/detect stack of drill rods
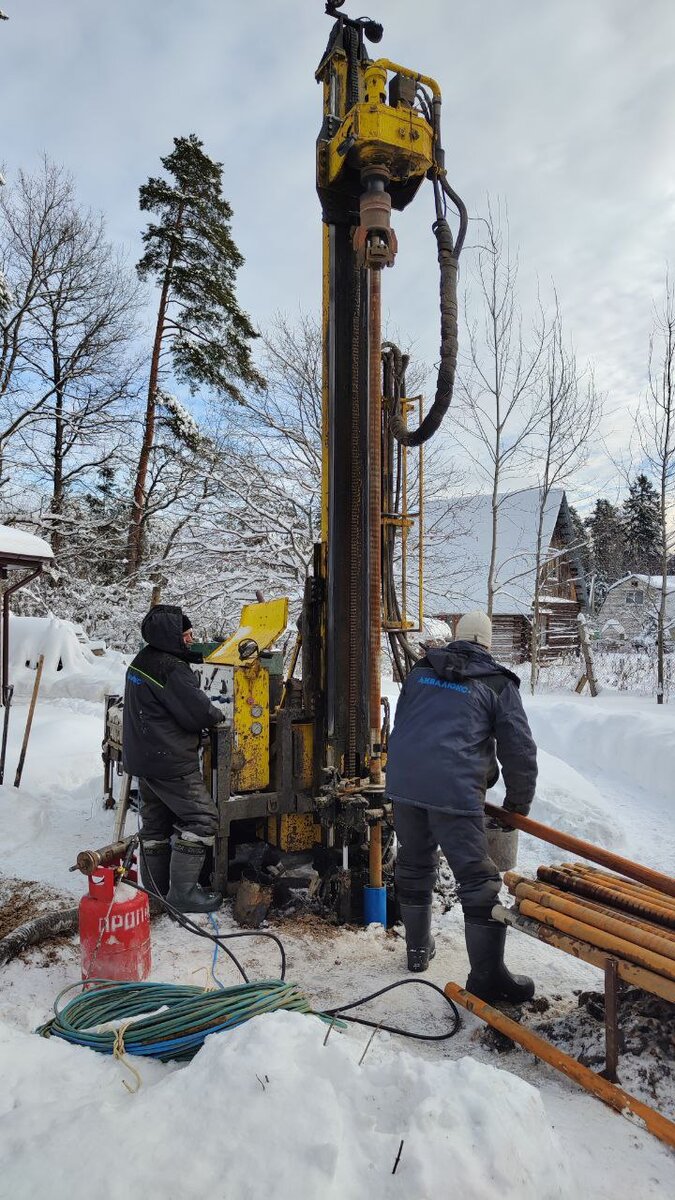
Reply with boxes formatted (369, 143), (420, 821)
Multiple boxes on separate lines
(560, 863), (675, 915)
(535, 864), (675, 930)
(493, 904), (675, 1004)
(504, 872), (675, 982)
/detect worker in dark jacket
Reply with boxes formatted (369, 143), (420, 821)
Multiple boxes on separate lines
(386, 610), (538, 1003)
(123, 605), (225, 913)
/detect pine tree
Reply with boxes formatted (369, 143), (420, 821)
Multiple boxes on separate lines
(584, 498), (624, 604)
(126, 134), (263, 576)
(622, 473), (662, 575)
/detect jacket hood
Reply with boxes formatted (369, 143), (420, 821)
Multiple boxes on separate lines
(424, 640), (520, 686)
(140, 605), (202, 661)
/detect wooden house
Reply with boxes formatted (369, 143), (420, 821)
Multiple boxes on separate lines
(597, 574), (675, 646)
(424, 489), (587, 664)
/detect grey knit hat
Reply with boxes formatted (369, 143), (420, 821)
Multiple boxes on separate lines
(455, 610), (492, 650)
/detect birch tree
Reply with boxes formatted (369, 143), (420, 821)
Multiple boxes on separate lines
(638, 276), (675, 704)
(529, 312), (600, 689)
(456, 202), (548, 617)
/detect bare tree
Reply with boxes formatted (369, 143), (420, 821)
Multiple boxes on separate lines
(638, 275), (675, 703)
(0, 161), (77, 494)
(0, 161), (141, 555)
(529, 310), (600, 689)
(456, 201), (548, 616)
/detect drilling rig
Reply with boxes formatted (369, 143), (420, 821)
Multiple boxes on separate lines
(105, 1), (466, 923)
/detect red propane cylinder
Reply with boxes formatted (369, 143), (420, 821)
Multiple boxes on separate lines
(79, 865), (151, 982)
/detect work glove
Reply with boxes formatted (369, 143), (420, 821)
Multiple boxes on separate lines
(503, 796), (532, 817)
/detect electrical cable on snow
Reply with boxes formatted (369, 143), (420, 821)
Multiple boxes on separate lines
(43, 870), (461, 1058)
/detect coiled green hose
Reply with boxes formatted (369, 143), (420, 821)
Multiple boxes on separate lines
(38, 979), (333, 1062)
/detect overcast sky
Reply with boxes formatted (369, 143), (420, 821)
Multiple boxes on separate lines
(3, 1), (675, 507)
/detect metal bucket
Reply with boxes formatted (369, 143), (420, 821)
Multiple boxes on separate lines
(486, 818), (519, 873)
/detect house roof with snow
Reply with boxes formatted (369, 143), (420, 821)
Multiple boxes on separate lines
(0, 524), (53, 566)
(606, 573), (675, 595)
(424, 487), (584, 617)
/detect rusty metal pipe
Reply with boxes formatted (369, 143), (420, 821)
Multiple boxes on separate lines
(536, 865), (675, 929)
(368, 266), (383, 786)
(511, 881), (675, 964)
(564, 864), (675, 911)
(485, 802), (675, 898)
(369, 821), (383, 889)
(504, 872), (675, 944)
(444, 982), (675, 1150)
(493, 904), (675, 1004)
(517, 897), (675, 981)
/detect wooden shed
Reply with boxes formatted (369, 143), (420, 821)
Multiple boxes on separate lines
(424, 489), (587, 664)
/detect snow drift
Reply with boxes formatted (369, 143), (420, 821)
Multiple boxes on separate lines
(0, 1010), (572, 1200)
(7, 615), (127, 701)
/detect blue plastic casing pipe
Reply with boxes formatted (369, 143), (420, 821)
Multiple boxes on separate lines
(363, 885), (387, 926)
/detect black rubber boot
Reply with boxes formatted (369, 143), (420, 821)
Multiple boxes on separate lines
(166, 839), (223, 914)
(140, 840), (171, 916)
(399, 903), (436, 973)
(465, 916), (535, 1003)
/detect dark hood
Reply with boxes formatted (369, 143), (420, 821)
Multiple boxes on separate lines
(424, 641), (520, 686)
(140, 605), (202, 662)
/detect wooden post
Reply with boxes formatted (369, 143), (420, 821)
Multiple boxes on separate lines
(576, 613), (600, 696)
(0, 683), (13, 785)
(113, 772), (132, 840)
(13, 655), (44, 789)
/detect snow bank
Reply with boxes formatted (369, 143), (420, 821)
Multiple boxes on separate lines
(7, 615), (127, 700)
(0, 1010), (572, 1200)
(525, 692), (675, 806)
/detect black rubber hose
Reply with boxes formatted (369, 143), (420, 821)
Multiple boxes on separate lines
(389, 216), (458, 447)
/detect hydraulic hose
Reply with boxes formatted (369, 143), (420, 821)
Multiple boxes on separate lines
(388, 214), (458, 447)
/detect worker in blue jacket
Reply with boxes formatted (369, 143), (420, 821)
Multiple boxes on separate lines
(123, 605), (225, 914)
(386, 610), (538, 1003)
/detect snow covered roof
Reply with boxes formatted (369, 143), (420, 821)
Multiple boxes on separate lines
(424, 487), (577, 616)
(0, 524), (52, 563)
(606, 573), (675, 594)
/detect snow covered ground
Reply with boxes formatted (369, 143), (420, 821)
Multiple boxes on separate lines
(0, 643), (674, 1198)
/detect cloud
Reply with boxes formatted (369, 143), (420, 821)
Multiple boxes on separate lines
(4, 0), (675, 503)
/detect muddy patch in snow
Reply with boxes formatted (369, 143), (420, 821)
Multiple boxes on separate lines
(0, 876), (75, 941)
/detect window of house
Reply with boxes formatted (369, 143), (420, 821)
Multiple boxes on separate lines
(626, 590), (644, 606)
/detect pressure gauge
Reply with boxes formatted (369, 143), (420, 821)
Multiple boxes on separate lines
(251, 705), (263, 718)
(251, 721), (263, 736)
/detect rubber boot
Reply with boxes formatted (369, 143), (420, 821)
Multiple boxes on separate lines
(464, 916), (535, 1003)
(399, 903), (436, 973)
(140, 840), (171, 916)
(166, 839), (223, 914)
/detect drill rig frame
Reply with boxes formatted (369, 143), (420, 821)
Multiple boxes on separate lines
(103, 5), (465, 924)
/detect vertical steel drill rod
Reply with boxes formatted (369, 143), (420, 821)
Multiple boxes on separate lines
(368, 266), (383, 785)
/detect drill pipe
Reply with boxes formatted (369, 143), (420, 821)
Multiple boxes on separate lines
(493, 904), (675, 1005)
(562, 864), (675, 913)
(517, 897), (675, 982)
(536, 866), (675, 930)
(368, 265), (383, 786)
(509, 879), (675, 963)
(444, 982), (675, 1150)
(484, 802), (675, 898)
(504, 872), (675, 945)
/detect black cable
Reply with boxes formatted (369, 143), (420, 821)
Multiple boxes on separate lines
(130, 840), (460, 1044)
(124, 874), (287, 982)
(325, 977), (461, 1041)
